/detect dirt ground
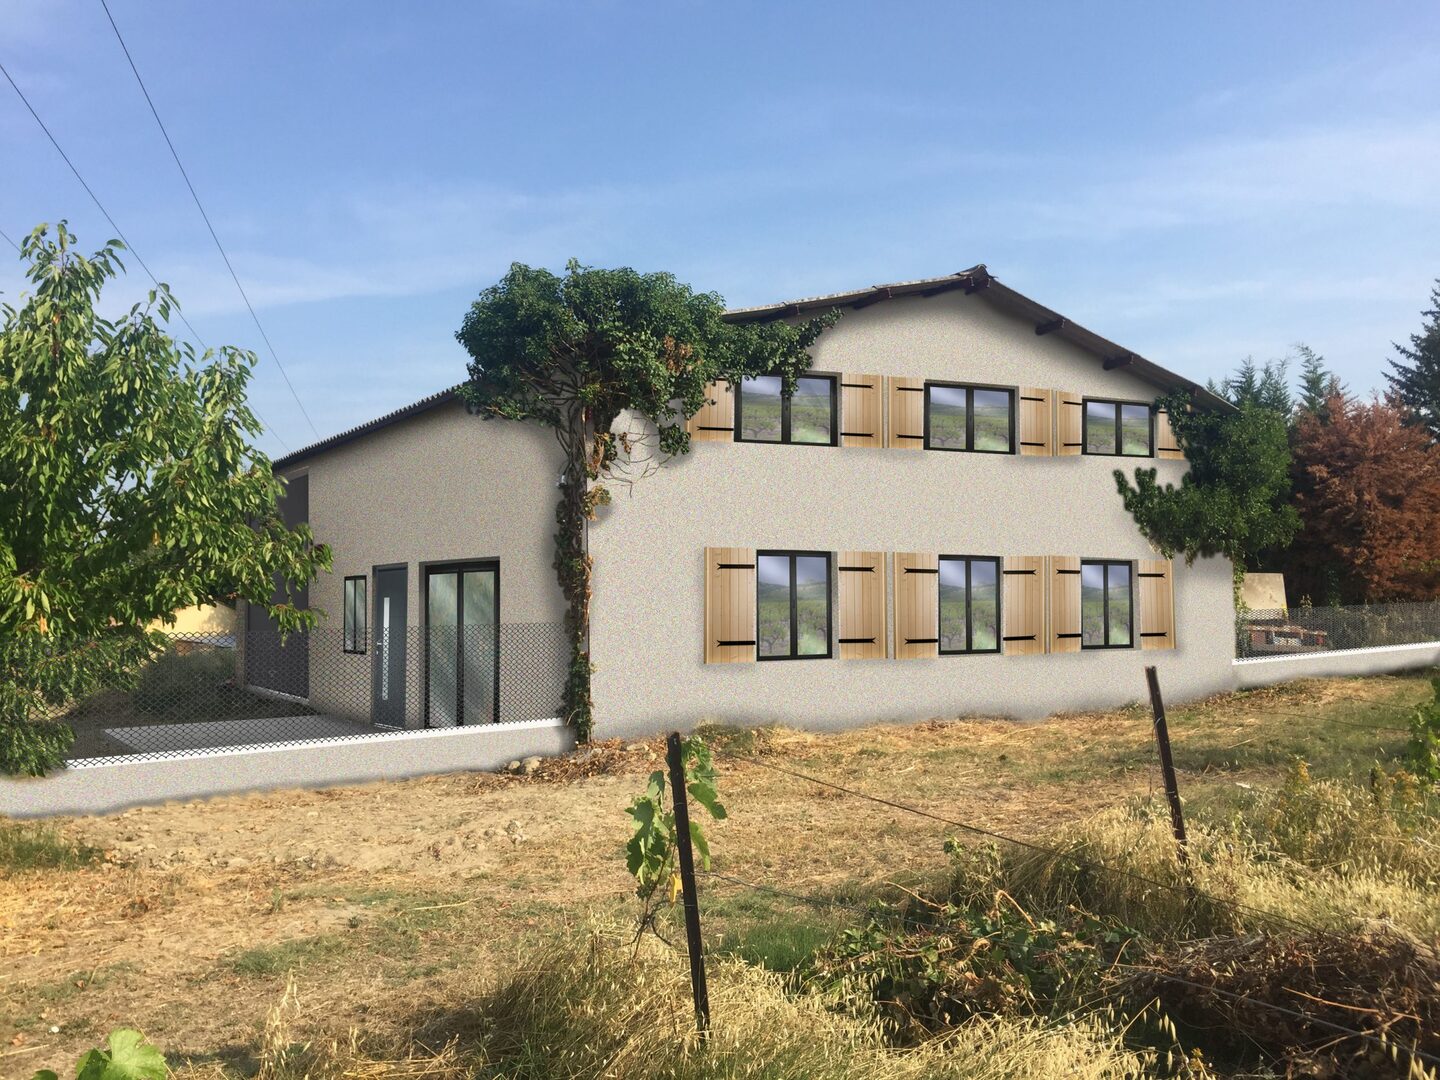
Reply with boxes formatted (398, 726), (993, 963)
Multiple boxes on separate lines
(0, 673), (1430, 1077)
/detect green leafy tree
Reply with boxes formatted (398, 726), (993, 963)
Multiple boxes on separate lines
(1113, 391), (1300, 582)
(1385, 279), (1440, 440)
(457, 261), (836, 740)
(1, 224), (330, 774)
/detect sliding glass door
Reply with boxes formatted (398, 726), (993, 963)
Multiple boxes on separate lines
(425, 563), (498, 726)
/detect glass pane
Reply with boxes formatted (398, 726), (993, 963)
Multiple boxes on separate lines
(356, 580), (366, 646)
(462, 570), (497, 724)
(427, 572), (458, 727)
(938, 558), (968, 652)
(1107, 564), (1132, 646)
(756, 555), (793, 658)
(343, 580), (355, 651)
(790, 377), (833, 444)
(1120, 405), (1151, 456)
(927, 385), (968, 449)
(970, 560), (999, 650)
(794, 556), (830, 656)
(739, 376), (784, 442)
(1081, 563), (1107, 647)
(972, 390), (1012, 452)
(1086, 401), (1117, 454)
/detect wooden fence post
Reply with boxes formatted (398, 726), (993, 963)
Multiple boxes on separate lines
(666, 731), (711, 1038)
(1144, 666), (1189, 867)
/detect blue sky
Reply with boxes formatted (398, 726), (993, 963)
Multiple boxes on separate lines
(3, 2), (1437, 457)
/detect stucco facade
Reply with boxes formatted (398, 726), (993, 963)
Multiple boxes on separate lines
(255, 280), (1237, 741)
(587, 289), (1235, 736)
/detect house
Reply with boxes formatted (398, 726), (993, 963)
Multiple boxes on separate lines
(240, 265), (1238, 743)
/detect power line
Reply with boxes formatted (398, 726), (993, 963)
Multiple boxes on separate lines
(98, 0), (319, 441)
(0, 223), (19, 253)
(0, 55), (289, 455)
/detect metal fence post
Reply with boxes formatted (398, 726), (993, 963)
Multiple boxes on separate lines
(1144, 665), (1189, 867)
(666, 731), (711, 1038)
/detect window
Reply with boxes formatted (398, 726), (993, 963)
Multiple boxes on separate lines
(924, 384), (1015, 453)
(1081, 560), (1132, 648)
(756, 551), (832, 659)
(736, 375), (837, 445)
(939, 556), (1001, 654)
(343, 576), (367, 653)
(1084, 400), (1152, 456)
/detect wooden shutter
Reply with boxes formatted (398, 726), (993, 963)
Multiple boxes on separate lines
(840, 374), (882, 448)
(1155, 408), (1184, 460)
(704, 546), (755, 663)
(687, 381), (734, 443)
(1138, 558), (1176, 650)
(1017, 388), (1054, 456)
(886, 377), (926, 449)
(1056, 392), (1083, 456)
(837, 550), (886, 659)
(1001, 556), (1046, 655)
(893, 552), (938, 659)
(1048, 555), (1082, 653)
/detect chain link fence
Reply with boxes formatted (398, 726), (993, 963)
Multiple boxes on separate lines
(1237, 602), (1440, 659)
(50, 623), (568, 762)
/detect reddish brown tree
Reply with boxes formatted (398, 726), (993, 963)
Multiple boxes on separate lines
(1287, 393), (1440, 603)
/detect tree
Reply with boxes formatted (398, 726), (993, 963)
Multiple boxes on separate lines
(1211, 355), (1292, 415)
(1294, 343), (1343, 424)
(1384, 279), (1440, 441)
(458, 261), (836, 741)
(1287, 393), (1440, 603)
(1112, 390), (1300, 582)
(0, 224), (330, 774)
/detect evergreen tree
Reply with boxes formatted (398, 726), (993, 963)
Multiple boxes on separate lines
(1295, 343), (1343, 423)
(1385, 279), (1440, 440)
(1256, 356), (1292, 416)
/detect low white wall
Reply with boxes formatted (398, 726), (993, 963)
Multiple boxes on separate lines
(1234, 641), (1440, 688)
(0, 718), (573, 819)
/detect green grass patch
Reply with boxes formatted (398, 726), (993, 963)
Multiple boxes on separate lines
(715, 914), (842, 973)
(0, 822), (102, 873)
(231, 934), (348, 976)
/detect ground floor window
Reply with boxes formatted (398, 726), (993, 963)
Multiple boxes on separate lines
(939, 556), (1001, 653)
(343, 575), (367, 653)
(756, 551), (832, 659)
(1082, 560), (1132, 648)
(425, 562), (499, 725)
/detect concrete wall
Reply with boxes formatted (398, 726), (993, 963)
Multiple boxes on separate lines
(279, 402), (566, 726)
(1, 719), (572, 818)
(1234, 642), (1440, 689)
(588, 289), (1238, 737)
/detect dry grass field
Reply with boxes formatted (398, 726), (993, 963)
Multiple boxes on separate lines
(1, 670), (1436, 1079)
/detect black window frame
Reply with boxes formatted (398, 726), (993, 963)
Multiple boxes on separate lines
(1081, 398), (1154, 458)
(923, 382), (1017, 455)
(937, 555), (1003, 655)
(343, 575), (367, 654)
(755, 549), (834, 661)
(1081, 559), (1135, 650)
(421, 559), (501, 727)
(735, 374), (839, 447)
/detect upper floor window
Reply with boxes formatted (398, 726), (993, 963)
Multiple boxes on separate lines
(939, 556), (1001, 654)
(737, 375), (837, 446)
(925, 384), (1014, 454)
(1081, 560), (1132, 648)
(756, 550), (832, 659)
(343, 575), (367, 654)
(1084, 400), (1152, 456)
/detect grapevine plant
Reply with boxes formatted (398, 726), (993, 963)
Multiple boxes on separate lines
(624, 736), (726, 941)
(32, 1029), (166, 1080)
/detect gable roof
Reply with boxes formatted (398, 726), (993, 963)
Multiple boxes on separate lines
(724, 264), (1232, 411)
(272, 264), (1227, 470)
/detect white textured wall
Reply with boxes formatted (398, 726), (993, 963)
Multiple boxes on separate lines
(588, 289), (1237, 736)
(281, 402), (567, 726)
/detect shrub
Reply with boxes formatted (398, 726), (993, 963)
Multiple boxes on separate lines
(30, 1029), (165, 1080)
(1406, 676), (1440, 783)
(131, 646), (237, 720)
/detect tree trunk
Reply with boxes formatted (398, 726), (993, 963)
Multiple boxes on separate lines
(554, 418), (594, 742)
